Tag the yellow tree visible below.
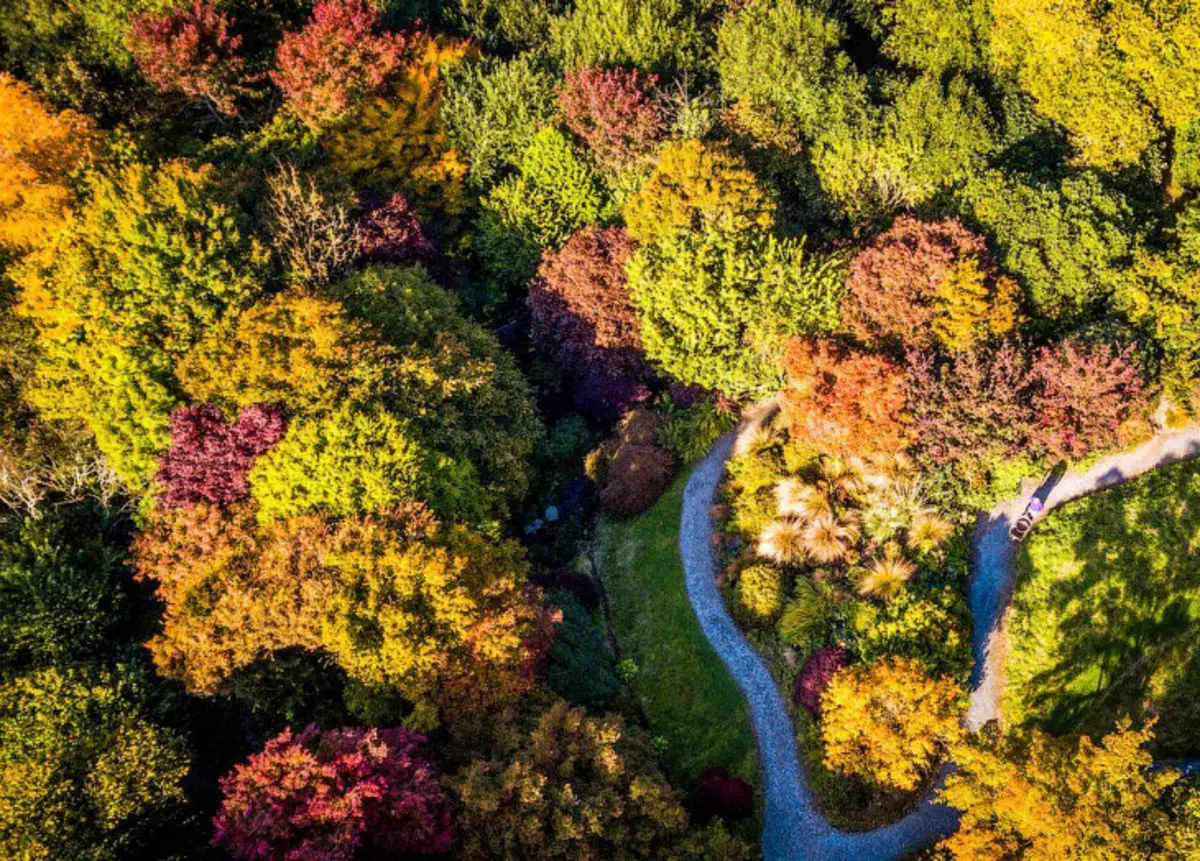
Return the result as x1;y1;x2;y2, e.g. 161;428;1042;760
940;720;1184;859
821;657;963;791
0;73;100;252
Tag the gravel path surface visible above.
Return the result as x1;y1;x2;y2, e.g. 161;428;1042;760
681;410;1200;860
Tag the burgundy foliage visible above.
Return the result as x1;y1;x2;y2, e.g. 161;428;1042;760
792;645;850;716
559;65;666;172
695;765;755;822
527;226;650;418
1029;339;1149;460
272;0;416;129
157;404;287;509
906;342;1035;472
843;217;990;347
212;725;452;861
128;0;248;116
357;191;437;267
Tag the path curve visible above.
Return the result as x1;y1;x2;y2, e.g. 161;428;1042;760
681;405;1200;860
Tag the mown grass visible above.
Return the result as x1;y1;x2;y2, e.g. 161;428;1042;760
1006;456;1200;755
594;474;758;787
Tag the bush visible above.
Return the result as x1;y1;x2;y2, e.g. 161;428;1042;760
356;190;437;267
589;410;676;519
265;164;359;286
545;589;620;710
695;765;755;822
792;644;850;715
560;64;666;174
213;725;452;861
851;586;972;683
735;564;783;624
657;398;737;464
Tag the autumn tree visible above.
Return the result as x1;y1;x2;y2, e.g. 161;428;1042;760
821;658;962;791
1029;338;1149;460
781;338;911;456
272;0;415;130
527;226;650;417
127;0;251;117
627;226;844;397
452;699;690;860
843;216;1019;351
623;140;775;245
357;190;437;267
940;720;1186;859
0;74;100;252
264;164;359;286
13;158;266;486
0;665;190;861
213;725;451;860
156;403;287;509
559;64;666;174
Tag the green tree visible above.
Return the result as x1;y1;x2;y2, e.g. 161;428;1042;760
627;224;844;397
0;665;189;861
545;590;621;711
547;0;712;76
852;0;988;74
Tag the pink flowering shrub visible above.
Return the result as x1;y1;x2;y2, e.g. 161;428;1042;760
559;65;666;172
272;0;416;129
128;0;249;116
1030;339;1148;460
792;645;851;716
357;191;437;266
212;725;452;861
157;404;287;508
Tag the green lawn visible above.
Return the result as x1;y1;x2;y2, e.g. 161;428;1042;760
1005;457;1200;755
594;474;758;786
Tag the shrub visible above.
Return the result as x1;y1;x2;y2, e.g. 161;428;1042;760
792;644;850;716
589;409;676;519
851;587;971;683
782;338;911;456
356;190;437;267
695;765;755;822
545;590;620;710
559;64;666;173
265;164;358;286
157;403;287;509
127;0;250;116
527;226;648;417
1029;339;1149;460
213;725;451;861
624;140;775;245
272;0;414;129
735;564;784;624
656;398;737;464
821;657;963;791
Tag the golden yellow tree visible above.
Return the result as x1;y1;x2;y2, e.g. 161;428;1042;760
940;720;1184;859
821;657;963;791
0;73;100;252
932;260;1021;352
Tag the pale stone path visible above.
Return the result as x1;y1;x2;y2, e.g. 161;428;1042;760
681;408;1200;860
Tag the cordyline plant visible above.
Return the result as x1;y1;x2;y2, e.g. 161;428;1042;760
213;724;452;861
128;0;253;117
156;404;287;508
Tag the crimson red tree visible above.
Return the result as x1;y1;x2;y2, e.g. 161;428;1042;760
527;226;651;417
212;725;452;861
357;191;437;267
128;0;250;116
157;404;287;508
843;217;990;348
1030;339;1149;460
695;765;755;822
792;645;850;716
559;65;666;173
271;0;416;129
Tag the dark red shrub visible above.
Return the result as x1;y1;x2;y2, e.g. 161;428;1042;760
695;765;755;822
559;65;666;172
1030;339;1149;460
157;404;287;508
528;226;650;418
271;0;416;129
128;0;249;116
212;725;452;861
357;191;437;267
597;442;674;519
792;645;850;716
531;568;601;611
843;217;989;347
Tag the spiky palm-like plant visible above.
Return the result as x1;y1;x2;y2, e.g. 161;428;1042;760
858;544;917;599
803;515;857;564
776;478;833;522
758;517;808;565
907;510;955;554
778;575;838;647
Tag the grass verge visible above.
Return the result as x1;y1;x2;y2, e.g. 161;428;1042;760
593;473;758;787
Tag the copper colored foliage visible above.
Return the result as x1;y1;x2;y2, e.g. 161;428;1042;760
559;64;666;172
782;338;911;456
356;190;437;266
792;644;851;716
589;410;675;519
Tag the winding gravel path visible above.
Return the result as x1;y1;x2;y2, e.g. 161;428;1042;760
680;406;1200;860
